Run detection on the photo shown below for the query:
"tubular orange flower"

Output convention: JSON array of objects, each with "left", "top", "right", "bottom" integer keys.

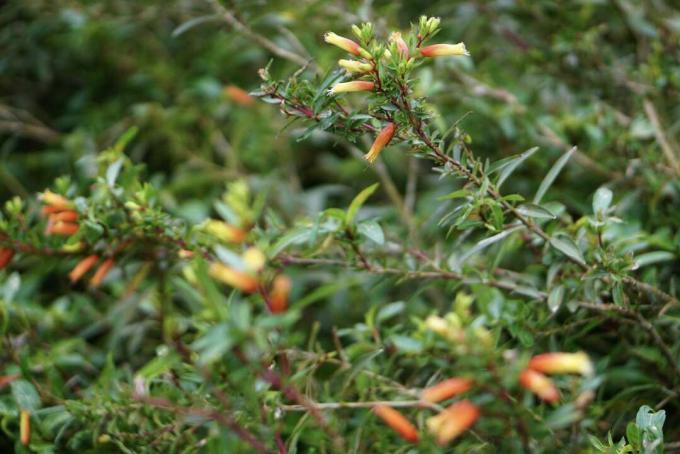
[
  {"left": 338, "top": 59, "right": 373, "bottom": 74},
  {"left": 373, "top": 405, "right": 419, "bottom": 443},
  {"left": 39, "top": 190, "right": 73, "bottom": 211},
  {"left": 324, "top": 32, "right": 367, "bottom": 57},
  {"left": 364, "top": 122, "right": 396, "bottom": 163},
  {"left": 224, "top": 85, "right": 255, "bottom": 106},
  {"left": 20, "top": 410, "right": 30, "bottom": 446},
  {"left": 420, "top": 43, "right": 469, "bottom": 58},
  {"left": 329, "top": 80, "right": 375, "bottom": 94},
  {"left": 204, "top": 220, "right": 247, "bottom": 243},
  {"left": 528, "top": 352, "right": 594, "bottom": 376},
  {"left": 46, "top": 222, "right": 79, "bottom": 236},
  {"left": 269, "top": 275, "right": 292, "bottom": 313},
  {"left": 390, "top": 32, "right": 409, "bottom": 58},
  {"left": 0, "top": 374, "right": 19, "bottom": 389},
  {"left": 69, "top": 255, "right": 99, "bottom": 283},
  {"left": 49, "top": 210, "right": 78, "bottom": 223},
  {"left": 426, "top": 400, "right": 480, "bottom": 445},
  {"left": 519, "top": 369, "right": 560, "bottom": 403},
  {"left": 421, "top": 377, "right": 473, "bottom": 403},
  {"left": 0, "top": 247, "right": 15, "bottom": 269},
  {"left": 209, "top": 262, "right": 259, "bottom": 293},
  {"left": 89, "top": 258, "right": 115, "bottom": 288}
]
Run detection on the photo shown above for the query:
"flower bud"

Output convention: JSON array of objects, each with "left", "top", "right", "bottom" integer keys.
[
  {"left": 338, "top": 59, "right": 373, "bottom": 74},
  {"left": 364, "top": 122, "right": 396, "bottom": 163},
  {"left": 39, "top": 190, "right": 73, "bottom": 211},
  {"left": 90, "top": 258, "right": 114, "bottom": 288},
  {"left": 49, "top": 210, "right": 78, "bottom": 223},
  {"left": 373, "top": 405, "right": 419, "bottom": 443},
  {"left": 519, "top": 369, "right": 560, "bottom": 403},
  {"left": 389, "top": 32, "right": 409, "bottom": 58},
  {"left": 209, "top": 262, "right": 259, "bottom": 293},
  {"left": 420, "top": 43, "right": 469, "bottom": 58},
  {"left": 224, "top": 85, "right": 255, "bottom": 107},
  {"left": 46, "top": 222, "right": 79, "bottom": 236},
  {"left": 20, "top": 409, "right": 30, "bottom": 446},
  {"left": 269, "top": 275, "right": 292, "bottom": 313},
  {"left": 324, "top": 32, "right": 365, "bottom": 56},
  {"left": 426, "top": 400, "right": 480, "bottom": 445},
  {"left": 421, "top": 377, "right": 473, "bottom": 403},
  {"left": 528, "top": 352, "right": 594, "bottom": 376},
  {"left": 243, "top": 247, "right": 266, "bottom": 272},
  {"left": 0, "top": 247, "right": 15, "bottom": 269},
  {"left": 329, "top": 81, "right": 375, "bottom": 95},
  {"left": 204, "top": 220, "right": 247, "bottom": 243},
  {"left": 69, "top": 254, "right": 99, "bottom": 283}
]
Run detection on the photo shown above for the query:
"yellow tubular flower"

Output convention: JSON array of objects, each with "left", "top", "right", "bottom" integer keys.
[
  {"left": 324, "top": 32, "right": 363, "bottom": 56},
  {"left": 528, "top": 352, "right": 594, "bottom": 376},
  {"left": 519, "top": 368, "right": 560, "bottom": 403},
  {"left": 209, "top": 262, "right": 259, "bottom": 293},
  {"left": 419, "top": 43, "right": 469, "bottom": 57},
  {"left": 329, "top": 80, "right": 375, "bottom": 94},
  {"left": 338, "top": 59, "right": 373, "bottom": 74}
]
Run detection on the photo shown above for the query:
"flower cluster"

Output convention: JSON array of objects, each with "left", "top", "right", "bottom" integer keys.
[{"left": 40, "top": 190, "right": 79, "bottom": 236}]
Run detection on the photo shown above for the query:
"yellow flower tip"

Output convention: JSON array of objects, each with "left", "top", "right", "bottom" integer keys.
[
  {"left": 324, "top": 32, "right": 362, "bottom": 56},
  {"left": 528, "top": 352, "right": 594, "bottom": 376},
  {"left": 338, "top": 59, "right": 373, "bottom": 74},
  {"left": 420, "top": 43, "right": 469, "bottom": 58},
  {"left": 363, "top": 122, "right": 396, "bottom": 164},
  {"left": 242, "top": 247, "right": 266, "bottom": 273},
  {"left": 204, "top": 220, "right": 247, "bottom": 243},
  {"left": 209, "top": 262, "right": 259, "bottom": 293},
  {"left": 519, "top": 368, "right": 560, "bottom": 403},
  {"left": 373, "top": 405, "right": 419, "bottom": 443},
  {"left": 329, "top": 80, "right": 375, "bottom": 95},
  {"left": 421, "top": 377, "right": 474, "bottom": 403},
  {"left": 426, "top": 400, "right": 480, "bottom": 445},
  {"left": 389, "top": 32, "right": 409, "bottom": 58},
  {"left": 39, "top": 190, "right": 73, "bottom": 211}
]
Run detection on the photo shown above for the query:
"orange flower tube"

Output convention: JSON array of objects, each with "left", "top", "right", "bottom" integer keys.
[
  {"left": 426, "top": 400, "right": 480, "bottom": 445},
  {"left": 40, "top": 190, "right": 73, "bottom": 211},
  {"left": 420, "top": 43, "right": 469, "bottom": 58},
  {"left": 46, "top": 222, "right": 80, "bottom": 236},
  {"left": 421, "top": 377, "right": 473, "bottom": 403},
  {"left": 225, "top": 85, "right": 255, "bottom": 106},
  {"left": 519, "top": 369, "right": 560, "bottom": 403},
  {"left": 90, "top": 258, "right": 115, "bottom": 288},
  {"left": 0, "top": 247, "right": 15, "bottom": 269},
  {"left": 324, "top": 32, "right": 365, "bottom": 56},
  {"left": 528, "top": 352, "right": 593, "bottom": 376},
  {"left": 209, "top": 263, "right": 259, "bottom": 293},
  {"left": 20, "top": 410, "right": 30, "bottom": 446},
  {"left": 329, "top": 81, "right": 375, "bottom": 94},
  {"left": 269, "top": 275, "right": 292, "bottom": 313},
  {"left": 49, "top": 210, "right": 79, "bottom": 223},
  {"left": 373, "top": 405, "right": 419, "bottom": 443},
  {"left": 69, "top": 255, "right": 99, "bottom": 283},
  {"left": 364, "top": 122, "right": 396, "bottom": 163}
]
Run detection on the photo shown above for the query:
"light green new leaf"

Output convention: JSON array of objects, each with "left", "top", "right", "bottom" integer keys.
[
  {"left": 533, "top": 146, "right": 576, "bottom": 204},
  {"left": 346, "top": 183, "right": 379, "bottom": 225}
]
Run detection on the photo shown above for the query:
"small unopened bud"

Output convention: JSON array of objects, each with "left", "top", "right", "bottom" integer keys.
[
  {"left": 373, "top": 405, "right": 419, "bottom": 443},
  {"left": 528, "top": 352, "right": 594, "bottom": 376},
  {"left": 46, "top": 222, "right": 79, "bottom": 236},
  {"left": 421, "top": 377, "right": 473, "bottom": 403},
  {"left": 364, "top": 122, "right": 396, "bottom": 163},
  {"left": 209, "top": 262, "right": 259, "bottom": 293},
  {"left": 243, "top": 247, "right": 266, "bottom": 272},
  {"left": 269, "top": 275, "right": 292, "bottom": 313},
  {"left": 69, "top": 254, "right": 99, "bottom": 283},
  {"left": 338, "top": 59, "right": 373, "bottom": 74},
  {"left": 204, "top": 220, "right": 247, "bottom": 243},
  {"left": 329, "top": 80, "right": 375, "bottom": 94},
  {"left": 49, "top": 210, "right": 78, "bottom": 223},
  {"left": 519, "top": 369, "right": 560, "bottom": 403},
  {"left": 39, "top": 190, "right": 73, "bottom": 211},
  {"left": 90, "top": 258, "right": 115, "bottom": 288},
  {"left": 389, "top": 32, "right": 409, "bottom": 58},
  {"left": 426, "top": 400, "right": 479, "bottom": 445},
  {"left": 324, "top": 32, "right": 367, "bottom": 57},
  {"left": 20, "top": 410, "right": 30, "bottom": 446},
  {"left": 420, "top": 43, "right": 469, "bottom": 58}
]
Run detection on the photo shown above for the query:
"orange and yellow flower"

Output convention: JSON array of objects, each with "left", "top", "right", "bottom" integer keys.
[
  {"left": 421, "top": 377, "right": 473, "bottom": 403},
  {"left": 90, "top": 258, "right": 115, "bottom": 288},
  {"left": 269, "top": 275, "right": 292, "bottom": 313},
  {"left": 209, "top": 262, "right": 259, "bottom": 293},
  {"left": 324, "top": 32, "right": 369, "bottom": 58},
  {"left": 389, "top": 32, "right": 409, "bottom": 58},
  {"left": 426, "top": 400, "right": 480, "bottom": 445},
  {"left": 373, "top": 405, "right": 419, "bottom": 443},
  {"left": 364, "top": 122, "right": 396, "bottom": 163},
  {"left": 224, "top": 85, "right": 255, "bottom": 107},
  {"left": 69, "top": 255, "right": 100, "bottom": 283},
  {"left": 329, "top": 80, "right": 375, "bottom": 95},
  {"left": 420, "top": 43, "right": 469, "bottom": 58},
  {"left": 528, "top": 352, "right": 594, "bottom": 376},
  {"left": 338, "top": 59, "right": 373, "bottom": 74},
  {"left": 519, "top": 368, "right": 560, "bottom": 403},
  {"left": 20, "top": 410, "right": 30, "bottom": 446}
]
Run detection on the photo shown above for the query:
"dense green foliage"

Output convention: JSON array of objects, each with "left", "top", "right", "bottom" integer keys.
[{"left": 2, "top": 1, "right": 680, "bottom": 452}]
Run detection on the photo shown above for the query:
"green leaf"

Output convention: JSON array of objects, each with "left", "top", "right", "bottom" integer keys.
[
  {"left": 516, "top": 203, "right": 556, "bottom": 219},
  {"left": 634, "top": 251, "right": 675, "bottom": 268},
  {"left": 592, "top": 187, "right": 613, "bottom": 216},
  {"left": 452, "top": 225, "right": 523, "bottom": 270},
  {"left": 493, "top": 147, "right": 539, "bottom": 188},
  {"left": 11, "top": 380, "right": 41, "bottom": 411},
  {"left": 346, "top": 183, "right": 379, "bottom": 225},
  {"left": 389, "top": 335, "right": 423, "bottom": 354},
  {"left": 550, "top": 235, "right": 586, "bottom": 266},
  {"left": 548, "top": 285, "right": 564, "bottom": 313},
  {"left": 270, "top": 227, "right": 313, "bottom": 256},
  {"left": 357, "top": 220, "right": 384, "bottom": 245},
  {"left": 533, "top": 146, "right": 576, "bottom": 204}
]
